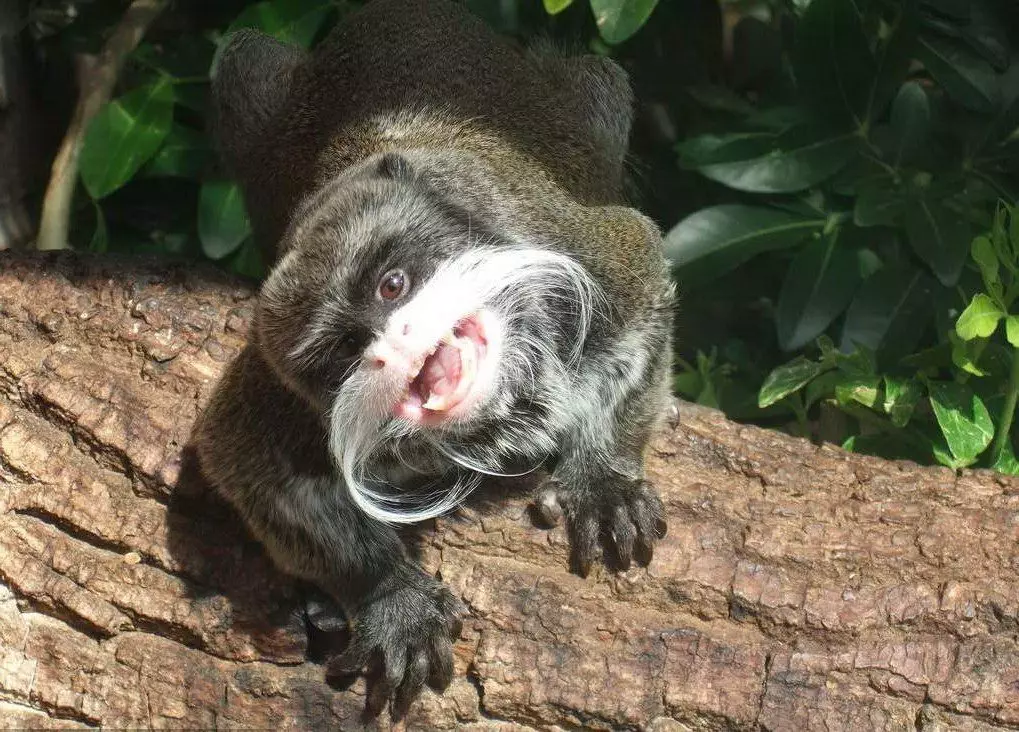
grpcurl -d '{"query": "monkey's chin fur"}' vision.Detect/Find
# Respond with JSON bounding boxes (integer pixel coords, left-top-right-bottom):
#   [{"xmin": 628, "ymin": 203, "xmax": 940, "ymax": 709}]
[{"xmin": 393, "ymin": 311, "xmax": 498, "ymax": 425}]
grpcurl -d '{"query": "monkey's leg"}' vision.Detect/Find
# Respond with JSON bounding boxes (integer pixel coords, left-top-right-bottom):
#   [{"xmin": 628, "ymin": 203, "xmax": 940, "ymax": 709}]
[
  {"xmin": 196, "ymin": 347, "xmax": 464, "ymax": 719},
  {"xmin": 535, "ymin": 327, "xmax": 671, "ymax": 576}
]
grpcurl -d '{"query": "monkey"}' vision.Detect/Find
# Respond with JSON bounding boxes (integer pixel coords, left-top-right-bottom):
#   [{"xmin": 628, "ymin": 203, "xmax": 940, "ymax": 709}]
[{"xmin": 195, "ymin": 0, "xmax": 674, "ymax": 719}]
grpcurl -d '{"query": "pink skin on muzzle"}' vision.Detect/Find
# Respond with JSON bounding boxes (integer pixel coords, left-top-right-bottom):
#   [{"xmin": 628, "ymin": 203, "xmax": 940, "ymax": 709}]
[{"xmin": 365, "ymin": 310, "xmax": 501, "ymax": 426}]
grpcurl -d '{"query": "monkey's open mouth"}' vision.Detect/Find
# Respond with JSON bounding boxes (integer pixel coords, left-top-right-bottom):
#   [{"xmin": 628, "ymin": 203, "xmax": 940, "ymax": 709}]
[{"xmin": 397, "ymin": 315, "xmax": 489, "ymax": 421}]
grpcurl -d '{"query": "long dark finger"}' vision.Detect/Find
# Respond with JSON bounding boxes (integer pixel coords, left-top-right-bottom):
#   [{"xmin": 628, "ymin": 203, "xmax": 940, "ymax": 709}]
[
  {"xmin": 567, "ymin": 513, "xmax": 599, "ymax": 577},
  {"xmin": 611, "ymin": 504, "xmax": 636, "ymax": 569},
  {"xmin": 426, "ymin": 634, "xmax": 454, "ymax": 691},
  {"xmin": 391, "ymin": 648, "xmax": 429, "ymax": 720}
]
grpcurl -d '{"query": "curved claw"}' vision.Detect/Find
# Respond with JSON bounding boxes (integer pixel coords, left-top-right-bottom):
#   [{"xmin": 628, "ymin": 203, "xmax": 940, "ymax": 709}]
[{"xmin": 535, "ymin": 476, "xmax": 668, "ymax": 575}]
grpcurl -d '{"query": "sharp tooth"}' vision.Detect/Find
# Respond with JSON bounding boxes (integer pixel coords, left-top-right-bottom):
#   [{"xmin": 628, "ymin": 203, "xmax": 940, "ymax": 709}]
[{"xmin": 423, "ymin": 393, "xmax": 445, "ymax": 410}]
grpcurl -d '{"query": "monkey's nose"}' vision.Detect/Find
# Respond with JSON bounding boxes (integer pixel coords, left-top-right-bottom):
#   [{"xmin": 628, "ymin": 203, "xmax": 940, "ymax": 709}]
[{"xmin": 365, "ymin": 339, "xmax": 414, "ymax": 375}]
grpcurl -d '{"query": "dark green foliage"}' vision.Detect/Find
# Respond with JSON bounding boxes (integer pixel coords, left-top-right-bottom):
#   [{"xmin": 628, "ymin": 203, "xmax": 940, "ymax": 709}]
[
  {"xmin": 42, "ymin": 0, "xmax": 1019, "ymax": 473},
  {"xmin": 669, "ymin": 0, "xmax": 1019, "ymax": 475}
]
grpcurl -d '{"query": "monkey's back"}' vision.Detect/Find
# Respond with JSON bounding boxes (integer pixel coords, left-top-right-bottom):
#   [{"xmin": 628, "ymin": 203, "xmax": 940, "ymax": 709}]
[{"xmin": 252, "ymin": 0, "xmax": 631, "ymax": 244}]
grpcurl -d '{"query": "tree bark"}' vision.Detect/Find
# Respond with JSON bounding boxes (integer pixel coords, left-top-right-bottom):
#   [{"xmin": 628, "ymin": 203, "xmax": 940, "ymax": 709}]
[{"xmin": 0, "ymin": 252, "xmax": 1017, "ymax": 731}]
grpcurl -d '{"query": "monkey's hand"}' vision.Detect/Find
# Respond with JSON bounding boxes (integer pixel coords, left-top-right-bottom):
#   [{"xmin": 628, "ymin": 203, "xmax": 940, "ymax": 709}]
[
  {"xmin": 328, "ymin": 568, "xmax": 466, "ymax": 720},
  {"xmin": 535, "ymin": 476, "xmax": 667, "ymax": 576}
]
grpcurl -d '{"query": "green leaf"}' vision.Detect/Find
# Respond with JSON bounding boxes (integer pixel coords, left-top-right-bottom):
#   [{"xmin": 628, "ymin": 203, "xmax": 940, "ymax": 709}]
[
  {"xmin": 916, "ymin": 33, "xmax": 999, "ymax": 113},
  {"xmin": 673, "ymin": 371, "xmax": 702, "ymax": 398},
  {"xmin": 686, "ymin": 85, "xmax": 757, "ymax": 117},
  {"xmin": 89, "ymin": 205, "xmax": 108, "ymax": 254},
  {"xmin": 542, "ymin": 0, "xmax": 574, "ymax": 12},
  {"xmin": 589, "ymin": 0, "xmax": 658, "ymax": 45},
  {"xmin": 971, "ymin": 235, "xmax": 1000, "ymax": 289},
  {"xmin": 543, "ymin": 0, "xmax": 574, "ymax": 13},
  {"xmin": 931, "ymin": 434, "xmax": 971, "ymax": 469},
  {"xmin": 854, "ymin": 182, "xmax": 906, "ymax": 227},
  {"xmin": 775, "ymin": 226, "xmax": 862, "ymax": 351},
  {"xmin": 922, "ymin": 0, "xmax": 968, "ymax": 21},
  {"xmin": 227, "ymin": 0, "xmax": 333, "ymax": 48},
  {"xmin": 804, "ymin": 369, "xmax": 842, "ymax": 409},
  {"xmin": 664, "ymin": 205, "xmax": 825, "ymax": 282},
  {"xmin": 142, "ymin": 125, "xmax": 211, "ymax": 178},
  {"xmin": 1011, "ymin": 205, "xmax": 1019, "ymax": 256},
  {"xmin": 883, "ymin": 377, "xmax": 922, "ymax": 427},
  {"xmin": 867, "ymin": 2, "xmax": 919, "ymax": 119},
  {"xmin": 79, "ymin": 78, "xmax": 174, "ymax": 199},
  {"xmin": 793, "ymin": 0, "xmax": 876, "ymax": 124},
  {"xmin": 889, "ymin": 81, "xmax": 930, "ymax": 164},
  {"xmin": 991, "ymin": 439, "xmax": 1019, "ymax": 475},
  {"xmin": 834, "ymin": 374, "xmax": 881, "ymax": 409},
  {"xmin": 679, "ymin": 127, "xmax": 858, "ymax": 194},
  {"xmin": 959, "ymin": 0, "xmax": 1009, "ymax": 71},
  {"xmin": 840, "ymin": 265, "xmax": 933, "ymax": 364},
  {"xmin": 227, "ymin": 237, "xmax": 266, "ymax": 279},
  {"xmin": 904, "ymin": 198, "xmax": 972, "ymax": 285},
  {"xmin": 1006, "ymin": 315, "xmax": 1019, "ymax": 348},
  {"xmin": 758, "ymin": 357, "xmax": 829, "ymax": 408},
  {"xmin": 956, "ymin": 293, "xmax": 1005, "ymax": 340},
  {"xmin": 199, "ymin": 181, "xmax": 252, "ymax": 260},
  {"xmin": 949, "ymin": 330, "xmax": 988, "ymax": 376},
  {"xmin": 928, "ymin": 381, "xmax": 994, "ymax": 462}
]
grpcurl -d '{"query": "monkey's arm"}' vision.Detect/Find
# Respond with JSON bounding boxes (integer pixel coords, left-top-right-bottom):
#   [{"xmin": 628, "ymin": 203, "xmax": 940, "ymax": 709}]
[
  {"xmin": 536, "ymin": 209, "xmax": 674, "ymax": 575},
  {"xmin": 195, "ymin": 346, "xmax": 463, "ymax": 718},
  {"xmin": 538, "ymin": 323, "xmax": 671, "ymax": 575}
]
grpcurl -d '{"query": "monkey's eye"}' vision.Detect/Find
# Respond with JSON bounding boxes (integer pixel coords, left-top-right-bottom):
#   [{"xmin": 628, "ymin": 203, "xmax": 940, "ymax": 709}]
[{"xmin": 378, "ymin": 269, "xmax": 410, "ymax": 301}]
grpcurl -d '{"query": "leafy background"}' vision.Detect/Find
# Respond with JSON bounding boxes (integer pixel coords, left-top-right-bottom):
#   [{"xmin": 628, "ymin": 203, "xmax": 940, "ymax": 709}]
[{"xmin": 24, "ymin": 0, "xmax": 1019, "ymax": 473}]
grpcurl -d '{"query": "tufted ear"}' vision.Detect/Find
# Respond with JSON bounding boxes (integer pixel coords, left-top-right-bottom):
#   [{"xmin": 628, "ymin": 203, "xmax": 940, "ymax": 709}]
[{"xmin": 210, "ymin": 29, "xmax": 305, "ymax": 172}]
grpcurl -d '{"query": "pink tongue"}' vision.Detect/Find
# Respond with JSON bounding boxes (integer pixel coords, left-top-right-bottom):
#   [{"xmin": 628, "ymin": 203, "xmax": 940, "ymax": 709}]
[{"xmin": 415, "ymin": 342, "xmax": 462, "ymax": 401}]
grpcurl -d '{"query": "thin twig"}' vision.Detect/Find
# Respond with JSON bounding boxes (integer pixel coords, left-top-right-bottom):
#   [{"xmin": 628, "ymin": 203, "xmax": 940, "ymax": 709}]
[{"xmin": 36, "ymin": 0, "xmax": 168, "ymax": 251}]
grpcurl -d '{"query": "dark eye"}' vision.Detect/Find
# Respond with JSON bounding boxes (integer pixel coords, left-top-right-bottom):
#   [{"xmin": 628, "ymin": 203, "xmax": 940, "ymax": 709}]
[{"xmin": 378, "ymin": 269, "xmax": 409, "ymax": 301}]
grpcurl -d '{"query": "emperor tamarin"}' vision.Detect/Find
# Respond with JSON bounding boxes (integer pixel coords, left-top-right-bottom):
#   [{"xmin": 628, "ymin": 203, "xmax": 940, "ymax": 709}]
[{"xmin": 196, "ymin": 0, "xmax": 675, "ymax": 718}]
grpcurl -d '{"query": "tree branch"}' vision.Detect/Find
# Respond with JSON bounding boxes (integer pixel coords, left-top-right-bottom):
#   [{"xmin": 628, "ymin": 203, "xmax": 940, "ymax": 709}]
[{"xmin": 1, "ymin": 252, "xmax": 1018, "ymax": 729}]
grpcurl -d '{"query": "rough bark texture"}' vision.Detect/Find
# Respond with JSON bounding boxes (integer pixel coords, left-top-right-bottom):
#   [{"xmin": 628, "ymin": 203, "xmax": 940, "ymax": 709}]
[{"xmin": 1, "ymin": 252, "xmax": 1018, "ymax": 731}]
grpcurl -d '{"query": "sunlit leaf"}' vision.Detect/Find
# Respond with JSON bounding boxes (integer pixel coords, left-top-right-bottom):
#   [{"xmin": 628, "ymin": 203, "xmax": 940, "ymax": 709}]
[
  {"xmin": 834, "ymin": 374, "xmax": 881, "ymax": 409},
  {"xmin": 758, "ymin": 357, "xmax": 829, "ymax": 408},
  {"xmin": 543, "ymin": 0, "xmax": 574, "ymax": 13},
  {"xmin": 971, "ymin": 235, "xmax": 1000, "ymax": 289},
  {"xmin": 1006, "ymin": 315, "xmax": 1019, "ymax": 348},
  {"xmin": 883, "ymin": 377, "xmax": 922, "ymax": 427},
  {"xmin": 928, "ymin": 381, "xmax": 994, "ymax": 462},
  {"xmin": 955, "ymin": 293, "xmax": 1005, "ymax": 340},
  {"xmin": 991, "ymin": 439, "xmax": 1019, "ymax": 475},
  {"xmin": 949, "ymin": 330, "xmax": 987, "ymax": 376}
]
